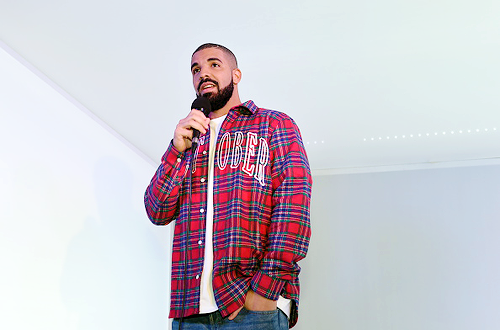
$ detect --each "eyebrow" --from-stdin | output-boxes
[191,57,223,70]
[207,57,222,63]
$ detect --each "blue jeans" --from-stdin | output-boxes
[172,308,288,330]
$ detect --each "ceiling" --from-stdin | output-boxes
[1,0,500,172]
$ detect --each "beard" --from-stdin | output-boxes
[201,78,234,111]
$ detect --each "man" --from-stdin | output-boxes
[144,43,312,329]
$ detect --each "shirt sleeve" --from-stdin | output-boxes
[250,115,312,303]
[144,141,190,225]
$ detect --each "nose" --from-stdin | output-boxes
[199,72,209,81]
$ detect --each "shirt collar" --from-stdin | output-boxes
[230,100,258,116]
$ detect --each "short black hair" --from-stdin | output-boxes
[192,43,238,68]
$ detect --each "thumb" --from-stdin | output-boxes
[228,306,244,320]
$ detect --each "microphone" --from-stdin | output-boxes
[191,96,212,147]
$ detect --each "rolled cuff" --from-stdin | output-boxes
[250,271,286,302]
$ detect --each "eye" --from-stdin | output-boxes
[192,67,200,75]
[211,62,220,68]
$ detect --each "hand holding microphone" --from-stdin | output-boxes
[173,96,212,152]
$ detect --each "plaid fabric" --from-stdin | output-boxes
[144,100,312,328]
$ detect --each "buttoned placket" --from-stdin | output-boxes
[196,141,207,281]
[196,132,209,282]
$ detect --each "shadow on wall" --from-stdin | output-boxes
[60,156,170,329]
[297,166,500,330]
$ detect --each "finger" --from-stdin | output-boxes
[179,116,209,135]
[174,125,193,138]
[176,119,207,137]
[227,306,243,320]
[189,109,211,122]
[172,126,195,152]
[189,109,211,128]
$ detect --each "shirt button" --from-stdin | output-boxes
[202,150,207,155]
[176,158,181,163]
[200,208,205,213]
[198,240,202,245]
[200,178,206,183]
[196,275,200,280]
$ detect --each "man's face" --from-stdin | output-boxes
[191,47,236,111]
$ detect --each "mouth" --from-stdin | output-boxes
[199,80,218,94]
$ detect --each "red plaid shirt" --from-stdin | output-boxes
[144,100,312,328]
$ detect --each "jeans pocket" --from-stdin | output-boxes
[229,308,287,330]
[243,308,278,316]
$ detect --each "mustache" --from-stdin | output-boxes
[198,78,219,93]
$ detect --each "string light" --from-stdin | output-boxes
[364,127,498,142]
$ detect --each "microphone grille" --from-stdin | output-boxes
[191,96,212,116]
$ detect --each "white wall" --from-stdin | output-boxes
[0,46,172,329]
[299,165,500,329]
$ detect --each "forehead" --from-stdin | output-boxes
[191,47,229,66]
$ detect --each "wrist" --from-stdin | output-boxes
[244,289,277,311]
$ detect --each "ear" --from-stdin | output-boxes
[232,68,242,84]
